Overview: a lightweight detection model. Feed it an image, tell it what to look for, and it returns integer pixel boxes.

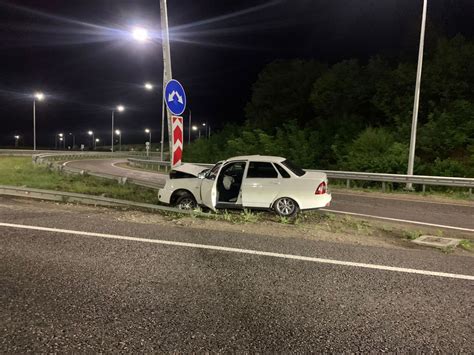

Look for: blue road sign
[164,79,186,116]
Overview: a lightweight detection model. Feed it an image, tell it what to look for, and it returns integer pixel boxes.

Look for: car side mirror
[198,171,207,179]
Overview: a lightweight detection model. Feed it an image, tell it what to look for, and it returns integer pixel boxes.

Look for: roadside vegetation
[183,36,474,180]
[0,157,158,203]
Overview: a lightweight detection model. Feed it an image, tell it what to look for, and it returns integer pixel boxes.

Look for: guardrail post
[422,184,426,193]
[346,179,350,189]
[382,182,386,193]
[469,188,472,197]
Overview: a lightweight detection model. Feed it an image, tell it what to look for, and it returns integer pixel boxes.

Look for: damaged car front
[158,163,211,209]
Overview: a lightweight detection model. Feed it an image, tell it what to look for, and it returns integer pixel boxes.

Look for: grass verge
[0,157,158,204]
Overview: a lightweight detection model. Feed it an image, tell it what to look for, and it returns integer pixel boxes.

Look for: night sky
[0,0,472,148]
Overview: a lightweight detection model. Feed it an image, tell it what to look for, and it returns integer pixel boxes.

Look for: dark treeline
[184,36,473,177]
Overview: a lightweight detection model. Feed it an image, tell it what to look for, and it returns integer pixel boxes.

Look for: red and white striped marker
[172,116,183,167]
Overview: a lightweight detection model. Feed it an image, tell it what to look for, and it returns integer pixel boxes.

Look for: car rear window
[247,162,278,178]
[274,163,291,178]
[281,160,306,177]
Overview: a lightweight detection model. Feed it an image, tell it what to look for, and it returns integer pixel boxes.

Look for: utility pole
[159,0,173,163]
[407,0,427,189]
[188,109,192,144]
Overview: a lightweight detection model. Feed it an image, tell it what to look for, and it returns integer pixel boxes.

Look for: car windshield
[205,162,222,180]
[281,160,306,177]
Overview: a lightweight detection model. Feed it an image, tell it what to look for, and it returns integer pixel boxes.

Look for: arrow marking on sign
[168,90,184,104]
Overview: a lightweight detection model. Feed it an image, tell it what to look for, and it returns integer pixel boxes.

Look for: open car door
[200,162,222,210]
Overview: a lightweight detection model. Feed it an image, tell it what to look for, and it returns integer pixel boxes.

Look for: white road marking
[332,190,474,207]
[0,222,473,281]
[321,209,474,233]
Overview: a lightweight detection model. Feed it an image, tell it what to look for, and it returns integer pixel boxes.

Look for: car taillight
[315,181,327,195]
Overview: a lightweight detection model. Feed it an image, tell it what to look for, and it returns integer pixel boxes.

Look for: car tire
[273,197,299,217]
[175,193,197,210]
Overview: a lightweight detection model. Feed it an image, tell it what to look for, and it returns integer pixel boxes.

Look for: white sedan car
[158,155,331,217]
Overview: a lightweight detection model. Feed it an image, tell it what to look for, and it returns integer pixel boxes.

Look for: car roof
[226,155,286,163]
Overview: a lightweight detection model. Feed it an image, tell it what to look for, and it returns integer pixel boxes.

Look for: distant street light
[95,138,100,147]
[111,105,125,152]
[14,135,20,148]
[145,128,152,146]
[192,125,201,139]
[132,27,149,42]
[144,82,154,91]
[115,130,122,151]
[57,133,64,150]
[33,92,45,151]
[88,130,95,149]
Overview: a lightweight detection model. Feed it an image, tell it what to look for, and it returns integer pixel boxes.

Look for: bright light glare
[145,128,150,133]
[115,130,121,135]
[14,135,20,139]
[144,82,153,91]
[88,131,93,135]
[202,123,206,126]
[117,105,125,112]
[132,27,149,42]
[192,125,198,131]
[35,92,44,101]
[58,133,64,137]
[95,138,100,142]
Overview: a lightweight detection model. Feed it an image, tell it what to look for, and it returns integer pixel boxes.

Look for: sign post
[171,116,183,167]
[164,79,186,167]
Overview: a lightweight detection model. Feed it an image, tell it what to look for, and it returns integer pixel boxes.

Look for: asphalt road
[0,197,473,352]
[65,159,474,230]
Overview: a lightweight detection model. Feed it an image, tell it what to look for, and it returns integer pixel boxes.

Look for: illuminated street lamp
[33,92,45,151]
[132,27,149,42]
[145,128,152,146]
[111,105,125,152]
[57,133,64,150]
[95,138,100,147]
[14,135,20,148]
[115,130,122,151]
[144,82,153,91]
[88,130,95,149]
[192,125,201,139]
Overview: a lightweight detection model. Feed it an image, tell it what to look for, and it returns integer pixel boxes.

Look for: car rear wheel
[175,193,197,210]
[273,197,299,217]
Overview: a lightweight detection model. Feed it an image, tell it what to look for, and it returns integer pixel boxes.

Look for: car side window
[246,162,278,178]
[274,163,291,178]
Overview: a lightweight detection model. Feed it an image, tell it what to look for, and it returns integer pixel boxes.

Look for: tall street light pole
[33,92,44,151]
[407,0,427,189]
[160,0,173,163]
[115,130,122,151]
[88,131,95,150]
[188,109,192,144]
[145,128,152,145]
[111,105,125,152]
[69,132,75,149]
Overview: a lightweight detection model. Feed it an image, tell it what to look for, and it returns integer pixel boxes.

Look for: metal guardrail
[0,185,190,214]
[32,152,162,190]
[126,158,474,193]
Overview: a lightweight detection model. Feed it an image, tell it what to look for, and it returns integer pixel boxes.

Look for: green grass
[459,239,473,252]
[0,157,158,204]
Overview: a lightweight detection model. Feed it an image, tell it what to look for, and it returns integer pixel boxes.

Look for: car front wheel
[175,193,197,210]
[273,197,299,217]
